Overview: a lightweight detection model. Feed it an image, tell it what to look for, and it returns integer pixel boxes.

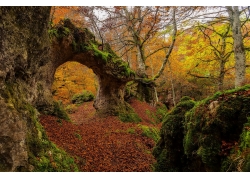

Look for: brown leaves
[39,100,159,172]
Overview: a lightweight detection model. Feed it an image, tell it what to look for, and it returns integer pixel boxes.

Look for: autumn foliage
[40,99,161,171]
[52,61,97,105]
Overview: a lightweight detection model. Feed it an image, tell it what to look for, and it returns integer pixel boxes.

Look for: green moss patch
[71,90,94,105]
[26,104,78,172]
[50,101,71,121]
[137,124,160,143]
[183,85,250,171]
[119,112,141,123]
[153,97,196,172]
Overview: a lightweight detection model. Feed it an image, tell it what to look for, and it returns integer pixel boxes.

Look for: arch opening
[52,61,98,106]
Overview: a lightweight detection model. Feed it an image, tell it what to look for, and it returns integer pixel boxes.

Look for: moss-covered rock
[184,85,250,171]
[48,18,137,116]
[154,86,250,172]
[25,104,78,172]
[153,97,196,171]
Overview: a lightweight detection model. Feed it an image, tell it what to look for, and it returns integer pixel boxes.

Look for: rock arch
[40,19,135,115]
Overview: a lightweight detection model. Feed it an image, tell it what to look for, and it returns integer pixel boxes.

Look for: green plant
[155,103,168,122]
[71,90,94,105]
[137,124,160,143]
[74,133,82,140]
[126,128,136,134]
[65,104,78,114]
[51,101,70,121]
[118,112,141,123]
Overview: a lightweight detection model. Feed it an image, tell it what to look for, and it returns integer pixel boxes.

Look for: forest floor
[39,99,162,172]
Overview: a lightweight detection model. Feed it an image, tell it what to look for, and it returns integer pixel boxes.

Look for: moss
[220,117,250,172]
[74,133,82,140]
[126,128,136,134]
[119,112,141,123]
[71,90,94,105]
[89,43,112,63]
[65,104,78,114]
[153,149,171,172]
[142,103,168,125]
[180,96,193,102]
[48,26,70,39]
[137,124,160,142]
[183,85,250,171]
[50,101,71,121]
[153,98,196,171]
[3,82,27,112]
[25,103,79,172]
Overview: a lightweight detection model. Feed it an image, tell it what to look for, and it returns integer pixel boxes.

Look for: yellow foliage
[52,61,98,104]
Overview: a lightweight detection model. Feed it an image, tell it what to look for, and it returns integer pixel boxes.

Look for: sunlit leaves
[52,62,98,105]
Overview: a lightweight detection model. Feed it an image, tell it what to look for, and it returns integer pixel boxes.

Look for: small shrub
[65,104,78,114]
[71,90,94,105]
[126,128,136,134]
[74,133,82,140]
[137,124,160,143]
[52,101,70,121]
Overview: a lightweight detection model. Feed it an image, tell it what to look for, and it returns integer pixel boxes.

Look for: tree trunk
[218,61,226,91]
[227,6,246,88]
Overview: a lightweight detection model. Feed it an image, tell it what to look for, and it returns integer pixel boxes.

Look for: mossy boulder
[153,97,196,171]
[154,85,250,172]
[184,85,250,171]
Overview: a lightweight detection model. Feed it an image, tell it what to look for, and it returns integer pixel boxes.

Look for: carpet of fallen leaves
[39,99,161,172]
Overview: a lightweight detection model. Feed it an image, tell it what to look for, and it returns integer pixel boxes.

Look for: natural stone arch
[42,19,135,115]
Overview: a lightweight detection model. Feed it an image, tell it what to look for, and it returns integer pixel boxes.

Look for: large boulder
[154,85,250,172]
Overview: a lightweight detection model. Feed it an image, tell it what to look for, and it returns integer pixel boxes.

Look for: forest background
[50,5,250,108]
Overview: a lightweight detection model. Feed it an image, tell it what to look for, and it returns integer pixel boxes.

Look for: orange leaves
[52,6,84,25]
[39,100,160,172]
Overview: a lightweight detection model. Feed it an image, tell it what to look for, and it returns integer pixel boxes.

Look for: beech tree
[226,6,247,87]
[77,6,199,105]
[194,23,233,91]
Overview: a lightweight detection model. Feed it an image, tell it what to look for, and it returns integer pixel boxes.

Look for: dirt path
[69,101,97,125]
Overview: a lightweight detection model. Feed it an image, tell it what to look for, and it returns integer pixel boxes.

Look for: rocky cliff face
[0,7,53,171]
